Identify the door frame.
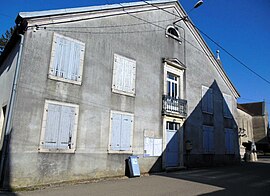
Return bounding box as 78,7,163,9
162,116,184,169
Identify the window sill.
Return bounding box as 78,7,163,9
107,150,133,154
38,148,75,153
112,89,135,97
202,111,213,115
48,75,82,86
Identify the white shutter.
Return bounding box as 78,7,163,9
120,114,132,151
44,104,61,148
50,33,85,83
112,54,136,95
110,113,121,151
57,106,74,149
112,55,124,91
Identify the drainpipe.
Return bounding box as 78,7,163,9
0,32,24,184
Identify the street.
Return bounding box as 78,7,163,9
2,158,270,196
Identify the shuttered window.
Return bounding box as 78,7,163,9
223,93,232,118
110,111,133,152
39,100,79,153
49,33,85,85
112,54,136,96
202,125,214,153
202,86,213,114
225,128,235,154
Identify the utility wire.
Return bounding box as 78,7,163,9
139,0,270,86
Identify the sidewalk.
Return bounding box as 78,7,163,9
2,160,270,196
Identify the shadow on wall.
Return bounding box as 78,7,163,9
149,80,240,172
0,131,17,195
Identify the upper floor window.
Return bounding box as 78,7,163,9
165,26,181,43
49,33,85,85
167,72,179,98
112,54,136,96
202,86,213,114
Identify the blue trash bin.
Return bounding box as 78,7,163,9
128,156,140,177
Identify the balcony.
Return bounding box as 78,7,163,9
162,95,187,117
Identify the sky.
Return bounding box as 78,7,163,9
1,0,270,110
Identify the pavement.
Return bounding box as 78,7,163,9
1,157,270,196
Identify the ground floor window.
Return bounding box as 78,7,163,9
109,111,134,153
225,128,235,154
202,125,214,153
39,100,79,153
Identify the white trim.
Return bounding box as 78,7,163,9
108,110,134,154
39,100,79,153
165,25,182,44
164,62,184,99
162,116,184,169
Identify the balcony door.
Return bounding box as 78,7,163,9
167,72,179,98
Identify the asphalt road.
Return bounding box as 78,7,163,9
1,158,270,196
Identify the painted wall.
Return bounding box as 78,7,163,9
3,3,239,188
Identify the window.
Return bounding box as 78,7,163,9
167,72,179,98
225,128,235,154
223,93,232,118
109,111,134,153
39,100,79,153
202,125,214,153
112,54,136,96
49,33,85,85
202,86,213,114
165,26,181,43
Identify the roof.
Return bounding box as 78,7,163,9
16,0,177,21
237,102,266,116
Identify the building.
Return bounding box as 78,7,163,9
237,101,269,153
0,0,240,188
236,105,254,158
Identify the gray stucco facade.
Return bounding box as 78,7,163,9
0,0,240,188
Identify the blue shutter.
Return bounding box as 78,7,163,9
229,130,235,154
111,113,121,151
57,106,74,149
120,114,132,151
225,129,230,153
208,127,214,152
44,104,61,148
203,126,209,152
208,88,213,113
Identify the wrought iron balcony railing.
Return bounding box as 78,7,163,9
162,95,187,117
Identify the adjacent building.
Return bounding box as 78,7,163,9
0,0,240,188
237,101,269,153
